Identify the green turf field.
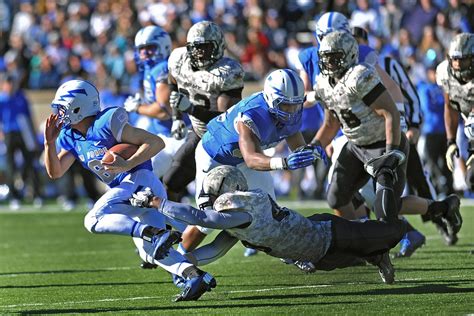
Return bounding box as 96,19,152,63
0,201,473,315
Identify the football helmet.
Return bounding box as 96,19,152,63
186,21,225,70
315,12,350,42
318,31,358,79
263,69,305,124
134,25,171,67
198,165,248,210
447,32,474,83
51,79,100,127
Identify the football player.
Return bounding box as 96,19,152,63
163,21,244,203
124,25,188,180
44,79,215,301
131,165,410,284
184,69,325,268
438,32,473,243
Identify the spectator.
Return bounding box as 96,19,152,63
0,73,43,209
401,0,439,44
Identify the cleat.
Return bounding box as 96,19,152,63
174,272,216,302
172,273,186,289
393,230,426,258
244,248,258,257
367,252,395,284
294,260,316,273
151,230,182,260
140,261,158,269
435,220,458,246
443,194,462,235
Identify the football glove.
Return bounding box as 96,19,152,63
124,93,141,112
130,187,154,208
364,150,406,178
171,119,188,140
295,144,328,165
284,150,316,170
446,141,459,172
170,91,193,113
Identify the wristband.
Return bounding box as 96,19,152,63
270,157,286,170
386,144,399,152
447,139,456,146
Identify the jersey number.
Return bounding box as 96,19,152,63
88,159,115,184
331,108,361,128
179,88,211,109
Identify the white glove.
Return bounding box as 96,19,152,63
124,93,141,112
130,187,153,208
169,91,192,113
171,119,188,140
464,112,474,140
446,142,459,172
306,91,317,104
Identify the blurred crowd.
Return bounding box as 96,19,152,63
0,0,473,209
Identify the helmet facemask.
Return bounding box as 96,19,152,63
318,31,358,80
186,21,225,70
267,96,304,125
187,41,219,70
447,33,474,83
134,26,171,69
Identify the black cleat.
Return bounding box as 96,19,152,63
367,252,395,284
433,217,458,246
140,261,158,269
443,194,462,236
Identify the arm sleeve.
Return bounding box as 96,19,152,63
191,231,239,266
159,199,252,229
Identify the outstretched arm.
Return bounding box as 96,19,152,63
149,196,252,229
186,230,239,266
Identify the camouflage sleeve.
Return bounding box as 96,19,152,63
221,59,245,92
167,47,186,80
351,64,384,104
109,107,129,142
436,60,448,90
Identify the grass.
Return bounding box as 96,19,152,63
0,201,473,315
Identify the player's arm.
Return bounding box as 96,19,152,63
444,92,459,142
311,108,341,148
136,82,172,120
375,64,404,103
370,88,401,149
236,120,273,171
105,123,165,172
146,196,252,229
285,132,307,151
186,231,239,266
43,114,75,179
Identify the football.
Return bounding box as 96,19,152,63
102,143,139,163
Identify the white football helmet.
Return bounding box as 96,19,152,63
318,31,358,79
263,69,305,124
198,165,248,210
134,25,171,67
315,12,350,42
448,32,474,83
51,79,100,127
186,21,226,70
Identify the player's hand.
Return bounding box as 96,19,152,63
170,91,193,113
446,141,459,172
124,93,141,112
130,187,154,208
284,150,315,170
171,119,188,140
295,144,328,165
101,152,132,173
44,114,63,144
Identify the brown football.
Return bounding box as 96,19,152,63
102,143,139,163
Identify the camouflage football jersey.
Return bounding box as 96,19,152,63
436,59,474,118
314,63,386,146
168,47,244,137
214,190,333,263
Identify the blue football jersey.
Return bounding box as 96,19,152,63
57,107,152,188
202,92,302,165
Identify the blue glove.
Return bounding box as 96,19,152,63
295,144,328,165
284,150,315,170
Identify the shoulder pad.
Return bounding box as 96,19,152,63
436,60,449,88
214,190,266,212
346,63,381,96
211,57,245,90
168,47,187,76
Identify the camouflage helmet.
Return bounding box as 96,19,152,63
186,21,226,70
318,30,358,79
198,165,248,210
448,33,474,82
